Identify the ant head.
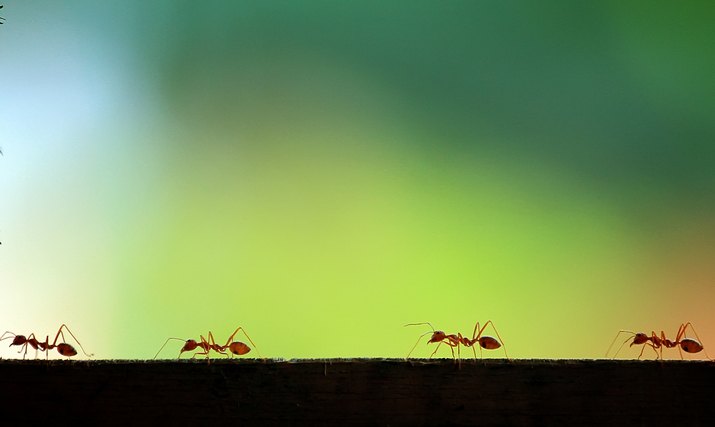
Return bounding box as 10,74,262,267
630,333,649,346
10,335,27,346
428,331,447,343
479,336,502,350
56,343,77,357
182,339,199,352
680,338,703,354
229,341,251,356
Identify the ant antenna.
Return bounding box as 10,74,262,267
153,337,186,359
404,322,437,359
606,330,636,358
404,322,435,331
0,331,17,342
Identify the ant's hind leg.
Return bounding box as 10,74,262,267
476,320,509,359
679,322,712,359
471,323,482,343
55,324,93,357
224,326,261,358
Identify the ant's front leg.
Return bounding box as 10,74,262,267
429,341,445,358
636,341,658,360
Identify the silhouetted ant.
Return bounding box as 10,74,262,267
405,321,508,362
0,324,93,359
607,322,711,360
154,326,260,361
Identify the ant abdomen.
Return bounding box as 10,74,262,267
479,336,501,350
56,343,77,357
680,339,703,354
1,325,91,359
229,341,250,355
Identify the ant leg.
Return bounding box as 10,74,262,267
429,341,443,358
430,340,458,359
450,335,461,365
448,337,461,361
650,331,663,360
41,334,47,360
206,332,219,355
20,343,29,360
457,337,462,367
62,324,92,357
406,333,429,359
196,334,207,360
190,349,211,359
21,333,34,360
467,323,481,361
52,324,93,357
24,333,42,359
474,320,509,359
207,332,229,357
405,323,438,359
201,333,227,360
679,322,712,359
636,342,646,359
471,323,482,342
200,334,211,359
641,331,665,360
658,330,675,360
674,324,686,359
636,342,658,360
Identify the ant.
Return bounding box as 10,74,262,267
405,321,508,362
0,324,93,359
154,326,260,361
606,322,711,360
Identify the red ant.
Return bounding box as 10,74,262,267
405,321,508,362
606,322,711,360
153,326,260,361
0,324,93,359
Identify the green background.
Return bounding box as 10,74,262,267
1,1,714,359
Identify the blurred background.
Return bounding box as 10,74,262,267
1,1,714,360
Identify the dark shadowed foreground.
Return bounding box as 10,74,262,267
0,359,712,426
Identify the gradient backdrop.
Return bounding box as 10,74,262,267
1,1,714,360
